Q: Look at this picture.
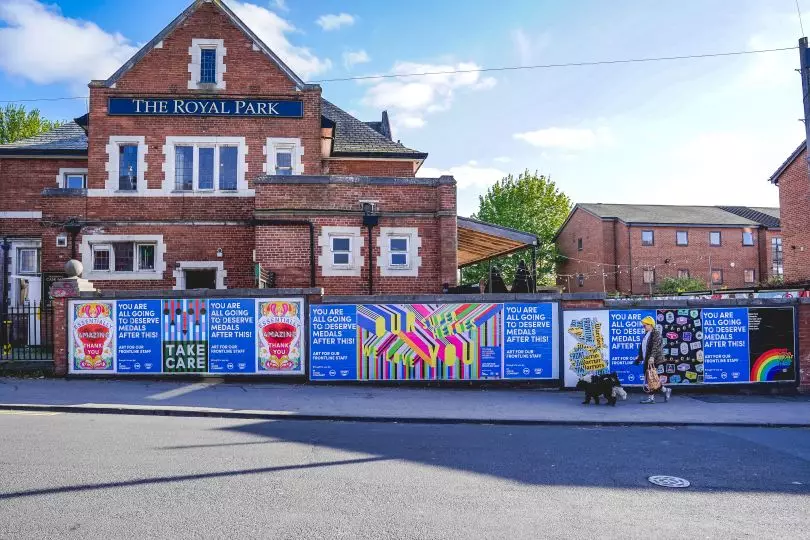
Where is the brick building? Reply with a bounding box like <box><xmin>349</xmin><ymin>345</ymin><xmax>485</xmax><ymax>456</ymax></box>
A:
<box><xmin>2</xmin><ymin>0</ymin><xmax>542</xmax><ymax>314</ymax></box>
<box><xmin>555</xmin><ymin>204</ymin><xmax>782</xmax><ymax>294</ymax></box>
<box><xmin>769</xmin><ymin>142</ymin><xmax>810</xmax><ymax>285</ymax></box>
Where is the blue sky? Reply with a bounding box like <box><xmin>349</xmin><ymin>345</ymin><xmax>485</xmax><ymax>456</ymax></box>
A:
<box><xmin>0</xmin><ymin>0</ymin><xmax>806</xmax><ymax>215</ymax></box>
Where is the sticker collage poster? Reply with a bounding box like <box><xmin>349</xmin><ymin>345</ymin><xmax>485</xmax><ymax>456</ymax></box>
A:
<box><xmin>563</xmin><ymin>307</ymin><xmax>796</xmax><ymax>387</ymax></box>
<box><xmin>69</xmin><ymin>298</ymin><xmax>305</xmax><ymax>375</ymax></box>
<box><xmin>310</xmin><ymin>303</ymin><xmax>558</xmax><ymax>381</ymax></box>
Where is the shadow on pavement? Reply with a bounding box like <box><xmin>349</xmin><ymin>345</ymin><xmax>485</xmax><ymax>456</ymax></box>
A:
<box><xmin>220</xmin><ymin>420</ymin><xmax>810</xmax><ymax>494</ymax></box>
<box><xmin>0</xmin><ymin>456</ymin><xmax>386</xmax><ymax>501</ymax></box>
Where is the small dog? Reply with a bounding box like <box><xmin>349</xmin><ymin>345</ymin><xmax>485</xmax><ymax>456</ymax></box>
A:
<box><xmin>576</xmin><ymin>373</ymin><xmax>624</xmax><ymax>406</ymax></box>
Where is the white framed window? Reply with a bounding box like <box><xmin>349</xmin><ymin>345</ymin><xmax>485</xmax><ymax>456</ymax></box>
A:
<box><xmin>163</xmin><ymin>137</ymin><xmax>248</xmax><ymax>194</ymax></box>
<box><xmin>81</xmin><ymin>235</ymin><xmax>166</xmax><ymax>281</ymax></box>
<box><xmin>56</xmin><ymin>234</ymin><xmax>68</xmax><ymax>248</ymax></box>
<box><xmin>389</xmin><ymin>237</ymin><xmax>409</xmax><ymax>267</ymax></box>
<box><xmin>57</xmin><ymin>168</ymin><xmax>89</xmax><ymax>189</ymax></box>
<box><xmin>188</xmin><ymin>38</ymin><xmax>226</xmax><ymax>90</ymax></box>
<box><xmin>105</xmin><ymin>136</ymin><xmax>148</xmax><ymax>194</ymax></box>
<box><xmin>742</xmin><ymin>231</ymin><xmax>754</xmax><ymax>246</ymax></box>
<box><xmin>377</xmin><ymin>227</ymin><xmax>422</xmax><ymax>276</ymax></box>
<box><xmin>643</xmin><ymin>269</ymin><xmax>655</xmax><ymax>284</ymax></box>
<box><xmin>641</xmin><ymin>230</ymin><xmax>654</xmax><ymax>246</ymax></box>
<box><xmin>676</xmin><ymin>231</ymin><xmax>688</xmax><ymax>246</ymax></box>
<box><xmin>709</xmin><ymin>231</ymin><xmax>722</xmax><ymax>246</ymax></box>
<box><xmin>264</xmin><ymin>138</ymin><xmax>304</xmax><ymax>176</ymax></box>
<box><xmin>17</xmin><ymin>248</ymin><xmax>39</xmax><ymax>274</ymax></box>
<box><xmin>318</xmin><ymin>226</ymin><xmax>363</xmax><ymax>277</ymax></box>
<box><xmin>330</xmin><ymin>236</ymin><xmax>352</xmax><ymax>266</ymax></box>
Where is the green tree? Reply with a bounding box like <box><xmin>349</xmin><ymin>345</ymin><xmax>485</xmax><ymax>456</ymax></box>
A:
<box><xmin>0</xmin><ymin>104</ymin><xmax>63</xmax><ymax>144</ymax></box>
<box><xmin>656</xmin><ymin>276</ymin><xmax>708</xmax><ymax>294</ymax></box>
<box><xmin>463</xmin><ymin>170</ymin><xmax>571</xmax><ymax>288</ymax></box>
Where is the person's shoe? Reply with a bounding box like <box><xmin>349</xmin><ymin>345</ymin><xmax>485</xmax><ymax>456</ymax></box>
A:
<box><xmin>640</xmin><ymin>397</ymin><xmax>655</xmax><ymax>404</ymax></box>
<box><xmin>664</xmin><ymin>387</ymin><xmax>672</xmax><ymax>402</ymax></box>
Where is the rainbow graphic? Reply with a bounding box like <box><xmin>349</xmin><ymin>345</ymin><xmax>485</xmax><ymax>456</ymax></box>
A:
<box><xmin>750</xmin><ymin>348</ymin><xmax>794</xmax><ymax>382</ymax></box>
<box><xmin>356</xmin><ymin>303</ymin><xmax>502</xmax><ymax>381</ymax></box>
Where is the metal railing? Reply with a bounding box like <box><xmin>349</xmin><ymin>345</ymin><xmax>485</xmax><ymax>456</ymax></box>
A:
<box><xmin>0</xmin><ymin>302</ymin><xmax>54</xmax><ymax>361</ymax></box>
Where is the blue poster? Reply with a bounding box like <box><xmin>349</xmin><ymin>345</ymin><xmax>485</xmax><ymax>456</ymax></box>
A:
<box><xmin>609</xmin><ymin>309</ymin><xmax>653</xmax><ymax>385</ymax></box>
<box><xmin>479</xmin><ymin>346</ymin><xmax>501</xmax><ymax>379</ymax></box>
<box><xmin>310</xmin><ymin>304</ymin><xmax>358</xmax><ymax>380</ymax></box>
<box><xmin>702</xmin><ymin>308</ymin><xmax>750</xmax><ymax>383</ymax></box>
<box><xmin>208</xmin><ymin>299</ymin><xmax>256</xmax><ymax>373</ymax></box>
<box><xmin>503</xmin><ymin>303</ymin><xmax>555</xmax><ymax>379</ymax></box>
<box><xmin>115</xmin><ymin>300</ymin><xmax>162</xmax><ymax>373</ymax></box>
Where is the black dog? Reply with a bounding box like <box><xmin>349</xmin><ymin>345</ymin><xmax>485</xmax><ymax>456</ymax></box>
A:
<box><xmin>575</xmin><ymin>373</ymin><xmax>622</xmax><ymax>406</ymax></box>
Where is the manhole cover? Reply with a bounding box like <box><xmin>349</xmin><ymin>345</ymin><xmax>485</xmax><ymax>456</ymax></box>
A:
<box><xmin>648</xmin><ymin>475</ymin><xmax>690</xmax><ymax>488</ymax></box>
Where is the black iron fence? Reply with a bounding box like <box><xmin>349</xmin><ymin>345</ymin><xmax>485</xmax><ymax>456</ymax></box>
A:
<box><xmin>0</xmin><ymin>302</ymin><xmax>54</xmax><ymax>361</ymax></box>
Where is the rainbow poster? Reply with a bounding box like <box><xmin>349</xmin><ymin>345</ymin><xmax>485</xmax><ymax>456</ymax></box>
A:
<box><xmin>309</xmin><ymin>302</ymin><xmax>559</xmax><ymax>381</ymax></box>
<box><xmin>747</xmin><ymin>307</ymin><xmax>796</xmax><ymax>382</ymax></box>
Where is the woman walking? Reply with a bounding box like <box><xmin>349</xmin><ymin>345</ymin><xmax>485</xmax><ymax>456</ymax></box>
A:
<box><xmin>634</xmin><ymin>316</ymin><xmax>672</xmax><ymax>404</ymax></box>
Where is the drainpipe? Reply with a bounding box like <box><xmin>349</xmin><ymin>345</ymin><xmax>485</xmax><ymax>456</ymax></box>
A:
<box><xmin>362</xmin><ymin>204</ymin><xmax>379</xmax><ymax>295</ymax></box>
<box><xmin>251</xmin><ymin>218</ymin><xmax>316</xmax><ymax>287</ymax></box>
<box><xmin>64</xmin><ymin>218</ymin><xmax>83</xmax><ymax>260</ymax></box>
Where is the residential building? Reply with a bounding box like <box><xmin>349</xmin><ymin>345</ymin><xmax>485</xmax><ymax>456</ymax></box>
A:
<box><xmin>768</xmin><ymin>142</ymin><xmax>808</xmax><ymax>284</ymax></box>
<box><xmin>555</xmin><ymin>204</ymin><xmax>781</xmax><ymax>294</ymax></box>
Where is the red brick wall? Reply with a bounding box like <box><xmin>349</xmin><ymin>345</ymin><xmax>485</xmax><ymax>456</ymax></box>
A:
<box><xmin>614</xmin><ymin>221</ymin><xmax>632</xmax><ymax>294</ymax></box>
<box><xmin>0</xmin><ymin>157</ymin><xmax>86</xmax><ymax>212</ymax></box>
<box><xmin>556</xmin><ymin>208</ymin><xmax>609</xmax><ymax>292</ymax></box>
<box><xmin>776</xmin><ymin>149</ymin><xmax>810</xmax><ymax>283</ymax></box>
<box><xmin>325</xmin><ymin>159</ymin><xmax>416</xmax><ymax>177</ymax></box>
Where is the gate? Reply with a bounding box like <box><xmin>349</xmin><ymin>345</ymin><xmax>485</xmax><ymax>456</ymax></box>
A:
<box><xmin>0</xmin><ymin>302</ymin><xmax>54</xmax><ymax>361</ymax></box>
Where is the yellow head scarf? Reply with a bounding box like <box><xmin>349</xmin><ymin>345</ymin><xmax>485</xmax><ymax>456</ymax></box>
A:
<box><xmin>641</xmin><ymin>316</ymin><xmax>656</xmax><ymax>326</ymax></box>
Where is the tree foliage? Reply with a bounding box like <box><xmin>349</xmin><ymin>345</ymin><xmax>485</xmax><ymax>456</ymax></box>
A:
<box><xmin>0</xmin><ymin>104</ymin><xmax>63</xmax><ymax>145</ymax></box>
<box><xmin>463</xmin><ymin>170</ymin><xmax>571</xmax><ymax>287</ymax></box>
<box><xmin>656</xmin><ymin>276</ymin><xmax>708</xmax><ymax>294</ymax></box>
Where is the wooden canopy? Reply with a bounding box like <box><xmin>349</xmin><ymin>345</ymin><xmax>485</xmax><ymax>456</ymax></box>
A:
<box><xmin>457</xmin><ymin>217</ymin><xmax>538</xmax><ymax>267</ymax></box>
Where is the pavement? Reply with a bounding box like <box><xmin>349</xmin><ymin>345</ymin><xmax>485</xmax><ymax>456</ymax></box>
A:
<box><xmin>1</xmin><ymin>377</ymin><xmax>809</xmax><ymax>426</ymax></box>
<box><xmin>1</xmin><ymin>412</ymin><xmax>808</xmax><ymax>539</ymax></box>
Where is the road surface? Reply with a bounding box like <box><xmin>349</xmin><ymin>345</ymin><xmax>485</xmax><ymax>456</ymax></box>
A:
<box><xmin>0</xmin><ymin>411</ymin><xmax>808</xmax><ymax>539</ymax></box>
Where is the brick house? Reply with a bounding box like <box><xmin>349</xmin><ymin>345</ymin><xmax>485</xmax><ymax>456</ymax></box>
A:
<box><xmin>768</xmin><ymin>142</ymin><xmax>810</xmax><ymax>285</ymax></box>
<box><xmin>555</xmin><ymin>204</ymin><xmax>782</xmax><ymax>294</ymax></box>
<box><xmin>2</xmin><ymin>0</ymin><xmax>546</xmax><ymax>311</ymax></box>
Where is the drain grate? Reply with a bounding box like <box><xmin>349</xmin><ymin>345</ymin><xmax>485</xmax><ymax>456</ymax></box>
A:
<box><xmin>648</xmin><ymin>475</ymin><xmax>691</xmax><ymax>488</ymax></box>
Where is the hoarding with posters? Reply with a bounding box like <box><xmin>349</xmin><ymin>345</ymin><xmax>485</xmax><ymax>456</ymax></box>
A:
<box><xmin>562</xmin><ymin>307</ymin><xmax>796</xmax><ymax>387</ymax></box>
<box><xmin>68</xmin><ymin>297</ymin><xmax>305</xmax><ymax>375</ymax></box>
<box><xmin>309</xmin><ymin>302</ymin><xmax>559</xmax><ymax>381</ymax></box>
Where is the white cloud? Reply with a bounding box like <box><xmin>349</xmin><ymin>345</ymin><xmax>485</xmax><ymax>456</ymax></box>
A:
<box><xmin>230</xmin><ymin>1</ymin><xmax>331</xmax><ymax>79</ymax></box>
<box><xmin>0</xmin><ymin>0</ymin><xmax>138</xmax><ymax>88</ymax></box>
<box><xmin>418</xmin><ymin>161</ymin><xmax>506</xmax><ymax>189</ymax></box>
<box><xmin>511</xmin><ymin>28</ymin><xmax>550</xmax><ymax>65</ymax></box>
<box><xmin>343</xmin><ymin>49</ymin><xmax>370</xmax><ymax>69</ymax></box>
<box><xmin>493</xmin><ymin>156</ymin><xmax>512</xmax><ymax>163</ymax></box>
<box><xmin>361</xmin><ymin>61</ymin><xmax>497</xmax><ymax>129</ymax></box>
<box><xmin>316</xmin><ymin>13</ymin><xmax>356</xmax><ymax>31</ymax></box>
<box><xmin>271</xmin><ymin>0</ymin><xmax>288</xmax><ymax>11</ymax></box>
<box><xmin>513</xmin><ymin>127</ymin><xmax>614</xmax><ymax>150</ymax></box>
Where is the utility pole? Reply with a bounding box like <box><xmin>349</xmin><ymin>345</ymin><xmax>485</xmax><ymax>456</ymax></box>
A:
<box><xmin>800</xmin><ymin>38</ymin><xmax>810</xmax><ymax>177</ymax></box>
<box><xmin>601</xmin><ymin>264</ymin><xmax>607</xmax><ymax>294</ymax></box>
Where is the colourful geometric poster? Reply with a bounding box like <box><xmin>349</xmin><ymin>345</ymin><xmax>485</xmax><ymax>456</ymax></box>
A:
<box><xmin>256</xmin><ymin>298</ymin><xmax>304</xmax><ymax>375</ymax></box>
<box><xmin>69</xmin><ymin>301</ymin><xmax>116</xmax><ymax>373</ymax></box>
<box><xmin>356</xmin><ymin>303</ymin><xmax>503</xmax><ymax>381</ymax></box>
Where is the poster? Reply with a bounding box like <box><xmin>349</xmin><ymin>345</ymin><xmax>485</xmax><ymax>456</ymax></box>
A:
<box><xmin>309</xmin><ymin>302</ymin><xmax>558</xmax><ymax>381</ymax></box>
<box><xmin>70</xmin><ymin>301</ymin><xmax>116</xmax><ymax>372</ymax></box>
<box><xmin>503</xmin><ymin>303</ymin><xmax>557</xmax><ymax>379</ymax></box>
<box><xmin>702</xmin><ymin>308</ymin><xmax>749</xmax><ymax>383</ymax></box>
<box><xmin>563</xmin><ymin>306</ymin><xmax>796</xmax><ymax>387</ymax></box>
<box><xmin>657</xmin><ymin>308</ymin><xmax>704</xmax><ymax>385</ymax></box>
<box><xmin>68</xmin><ymin>297</ymin><xmax>305</xmax><ymax>375</ymax></box>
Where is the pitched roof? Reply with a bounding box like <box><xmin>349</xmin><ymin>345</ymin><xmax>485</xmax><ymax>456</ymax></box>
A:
<box><xmin>364</xmin><ymin>111</ymin><xmax>391</xmax><ymax>140</ymax></box>
<box><xmin>98</xmin><ymin>0</ymin><xmax>314</xmax><ymax>91</ymax></box>
<box><xmin>322</xmin><ymin>100</ymin><xmax>427</xmax><ymax>159</ymax></box>
<box><xmin>577</xmin><ymin>203</ymin><xmax>760</xmax><ymax>226</ymax></box>
<box><xmin>0</xmin><ymin>121</ymin><xmax>88</xmax><ymax>155</ymax></box>
<box><xmin>718</xmin><ymin>206</ymin><xmax>780</xmax><ymax>228</ymax></box>
<box><xmin>768</xmin><ymin>141</ymin><xmax>805</xmax><ymax>185</ymax></box>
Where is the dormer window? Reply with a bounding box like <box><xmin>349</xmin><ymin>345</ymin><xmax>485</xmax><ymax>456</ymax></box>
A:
<box><xmin>200</xmin><ymin>48</ymin><xmax>217</xmax><ymax>84</ymax></box>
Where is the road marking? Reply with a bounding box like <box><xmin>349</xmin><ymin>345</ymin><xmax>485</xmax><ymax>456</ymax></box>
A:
<box><xmin>0</xmin><ymin>410</ymin><xmax>60</xmax><ymax>416</ymax></box>
<box><xmin>147</xmin><ymin>381</ymin><xmax>221</xmax><ymax>401</ymax></box>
